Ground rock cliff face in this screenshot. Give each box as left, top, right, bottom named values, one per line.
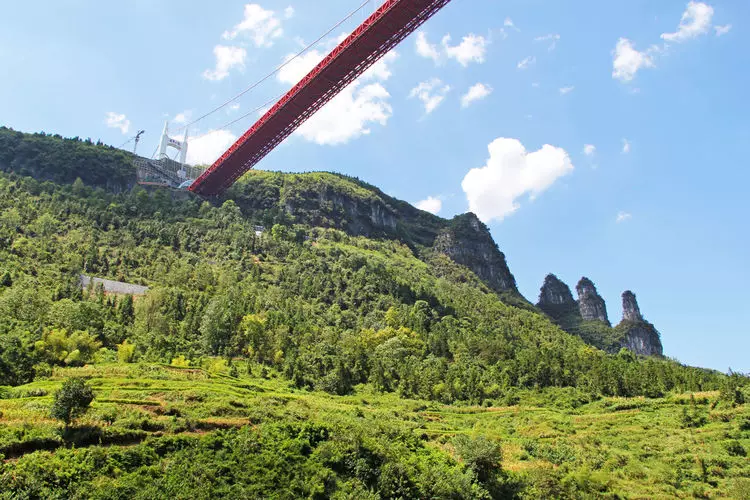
left=230, top=172, right=519, bottom=295
left=537, top=274, right=577, bottom=318
left=535, top=275, right=665, bottom=356
left=576, top=278, right=610, bottom=325
left=616, top=291, right=663, bottom=357
left=622, top=291, right=643, bottom=322
left=433, top=213, right=518, bottom=293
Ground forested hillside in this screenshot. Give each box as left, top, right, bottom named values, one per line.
left=0, top=129, right=748, bottom=498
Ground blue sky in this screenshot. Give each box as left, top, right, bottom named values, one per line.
left=0, top=0, right=748, bottom=373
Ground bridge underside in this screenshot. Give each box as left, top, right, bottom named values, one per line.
left=189, top=0, right=452, bottom=196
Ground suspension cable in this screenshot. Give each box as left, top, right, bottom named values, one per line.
left=172, top=0, right=372, bottom=134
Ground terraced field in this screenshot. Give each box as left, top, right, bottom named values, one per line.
left=1, top=363, right=748, bottom=498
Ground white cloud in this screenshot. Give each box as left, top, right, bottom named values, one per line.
left=535, top=33, right=561, bottom=51
left=504, top=17, right=515, bottom=28
left=180, top=129, right=238, bottom=166
left=223, top=3, right=285, bottom=47
left=715, top=24, right=732, bottom=36
left=461, top=83, right=492, bottom=108
left=531, top=82, right=540, bottom=88
left=583, top=144, right=596, bottom=156
left=612, top=38, right=655, bottom=82
left=416, top=32, right=441, bottom=64
left=104, top=112, right=130, bottom=135
left=461, top=138, right=574, bottom=222
left=517, top=56, right=536, bottom=70
left=416, top=32, right=488, bottom=67
left=276, top=46, right=397, bottom=145
left=622, top=139, right=631, bottom=154
left=415, top=196, right=442, bottom=215
left=409, top=78, right=451, bottom=114
left=559, top=86, right=575, bottom=95
left=616, top=211, right=632, bottom=223
left=228, top=103, right=240, bottom=113
left=203, top=45, right=247, bottom=81
left=661, top=1, right=714, bottom=43
left=442, top=34, right=488, bottom=66
left=284, top=6, right=295, bottom=19
left=173, top=110, right=192, bottom=125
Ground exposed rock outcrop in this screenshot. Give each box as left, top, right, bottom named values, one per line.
left=616, top=291, right=663, bottom=356
left=231, top=173, right=520, bottom=296
left=576, top=278, right=610, bottom=325
left=433, top=213, right=518, bottom=293
left=622, top=290, right=643, bottom=322
left=537, top=274, right=577, bottom=318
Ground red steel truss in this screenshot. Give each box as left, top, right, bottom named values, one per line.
left=189, top=0, right=453, bottom=196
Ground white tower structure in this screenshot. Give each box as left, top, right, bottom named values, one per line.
left=157, top=122, right=189, bottom=165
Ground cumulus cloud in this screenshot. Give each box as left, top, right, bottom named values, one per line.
left=442, top=34, right=488, bottom=66
left=622, top=139, right=631, bottom=154
left=559, top=86, right=575, bottom=95
left=223, top=3, right=286, bottom=47
left=534, top=33, right=561, bottom=51
left=616, top=211, right=632, bottom=223
left=104, top=112, right=130, bottom=135
left=415, top=32, right=488, bottom=66
left=276, top=45, right=397, bottom=145
left=661, top=2, right=714, bottom=43
left=461, top=83, right=492, bottom=108
left=173, top=111, right=192, bottom=125
left=583, top=144, right=596, bottom=156
left=517, top=56, right=536, bottom=70
left=715, top=24, right=732, bottom=36
left=409, top=78, right=451, bottom=114
left=415, top=32, right=441, bottom=63
left=612, top=2, right=720, bottom=84
left=415, top=196, right=442, bottom=215
left=203, top=45, right=247, bottom=81
left=612, top=38, right=655, bottom=82
left=284, top=6, right=295, bottom=19
left=461, top=138, right=574, bottom=222
left=180, top=130, right=238, bottom=166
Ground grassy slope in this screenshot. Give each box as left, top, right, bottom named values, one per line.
left=1, top=364, right=749, bottom=498
left=0, top=131, right=748, bottom=498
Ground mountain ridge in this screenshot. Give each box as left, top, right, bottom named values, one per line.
left=1, top=126, right=662, bottom=355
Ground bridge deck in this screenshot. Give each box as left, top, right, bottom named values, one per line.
left=189, top=0, right=452, bottom=196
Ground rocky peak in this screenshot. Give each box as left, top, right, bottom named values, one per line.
left=622, top=291, right=643, bottom=322
left=537, top=274, right=579, bottom=322
left=576, top=277, right=610, bottom=325
left=617, top=291, right=663, bottom=356
left=433, top=213, right=518, bottom=294
left=538, top=274, right=575, bottom=307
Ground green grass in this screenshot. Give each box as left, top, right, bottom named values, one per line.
left=1, top=362, right=748, bottom=498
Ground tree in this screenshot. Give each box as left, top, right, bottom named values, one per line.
left=117, top=340, right=136, bottom=363
left=452, top=435, right=503, bottom=484
left=50, top=378, right=95, bottom=425
left=0, top=332, right=35, bottom=386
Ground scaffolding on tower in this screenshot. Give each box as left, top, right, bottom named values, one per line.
left=134, top=122, right=203, bottom=188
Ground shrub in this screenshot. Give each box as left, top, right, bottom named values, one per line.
left=452, top=435, right=502, bottom=484
left=725, top=440, right=746, bottom=457
left=170, top=355, right=191, bottom=368
left=117, top=340, right=136, bottom=363
left=50, top=378, right=95, bottom=425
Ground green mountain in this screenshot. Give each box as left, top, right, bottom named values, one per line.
left=0, top=127, right=748, bottom=498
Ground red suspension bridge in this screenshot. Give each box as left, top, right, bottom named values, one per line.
left=189, top=0, right=453, bottom=196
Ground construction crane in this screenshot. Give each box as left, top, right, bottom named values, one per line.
left=189, top=0, right=453, bottom=196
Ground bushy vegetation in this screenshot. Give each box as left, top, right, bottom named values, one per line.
left=0, top=130, right=748, bottom=497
